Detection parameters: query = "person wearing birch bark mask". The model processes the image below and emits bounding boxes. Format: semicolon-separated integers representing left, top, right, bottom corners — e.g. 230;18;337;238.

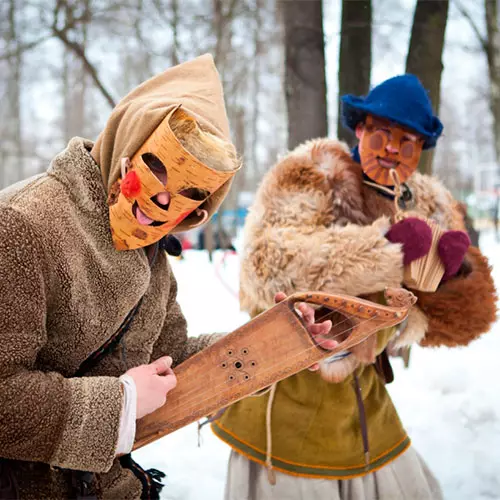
212;74;497;500
0;54;242;499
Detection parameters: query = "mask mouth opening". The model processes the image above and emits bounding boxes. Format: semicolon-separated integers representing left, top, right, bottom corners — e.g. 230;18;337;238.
376;156;400;169
150;195;171;211
132;201;169;227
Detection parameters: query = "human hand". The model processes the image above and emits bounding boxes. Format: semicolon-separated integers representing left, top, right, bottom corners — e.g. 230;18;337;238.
274;292;337;372
385;217;432;265
438;230;471;281
125;355;177;419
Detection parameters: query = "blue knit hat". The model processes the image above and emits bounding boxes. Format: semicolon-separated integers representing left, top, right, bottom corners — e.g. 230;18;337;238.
340;74;443;150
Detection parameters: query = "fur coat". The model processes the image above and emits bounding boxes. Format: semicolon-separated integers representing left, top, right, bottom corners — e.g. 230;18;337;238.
0;138;217;499
240;139;497;350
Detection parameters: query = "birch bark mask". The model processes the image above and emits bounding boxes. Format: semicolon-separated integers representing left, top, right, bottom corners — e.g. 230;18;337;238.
359;115;424;186
109;107;239;251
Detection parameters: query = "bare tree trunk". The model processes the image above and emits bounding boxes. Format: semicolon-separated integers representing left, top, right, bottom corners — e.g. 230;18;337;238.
337;0;371;146
456;0;500;179
171;0;180;65
75;0;89;138
227;106;246;237
212;0;237;70
7;0;23;182
208;0;238;259
485;0;500;168
250;0;263;181
133;0;152;82
61;0;90;143
486;0;500;240
62;47;71;143
405;0;449;175
280;0;327;149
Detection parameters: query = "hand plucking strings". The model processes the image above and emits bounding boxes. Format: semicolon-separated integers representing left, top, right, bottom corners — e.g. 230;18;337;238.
149;298;403;426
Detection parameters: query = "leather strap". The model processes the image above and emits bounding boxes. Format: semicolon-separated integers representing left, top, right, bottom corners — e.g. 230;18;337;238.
374;349;394;384
71;470;97;500
352;373;370;467
0;459;18;500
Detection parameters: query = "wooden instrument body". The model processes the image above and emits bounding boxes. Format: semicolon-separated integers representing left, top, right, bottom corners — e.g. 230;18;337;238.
134;290;413;450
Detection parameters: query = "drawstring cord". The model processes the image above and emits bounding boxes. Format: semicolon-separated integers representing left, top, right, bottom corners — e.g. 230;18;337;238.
265;383;278;485
197;382;279;485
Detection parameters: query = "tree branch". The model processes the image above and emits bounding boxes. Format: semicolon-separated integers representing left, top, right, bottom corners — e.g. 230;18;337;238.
52;26;116;108
0;3;90;62
49;1;116;108
454;0;489;54
0;35;51;60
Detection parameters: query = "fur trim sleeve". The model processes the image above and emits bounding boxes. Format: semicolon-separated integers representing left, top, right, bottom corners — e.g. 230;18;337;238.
0;206;123;473
415;247;497;347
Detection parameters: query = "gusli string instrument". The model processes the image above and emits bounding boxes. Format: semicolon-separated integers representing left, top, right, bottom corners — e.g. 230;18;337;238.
134;287;416;449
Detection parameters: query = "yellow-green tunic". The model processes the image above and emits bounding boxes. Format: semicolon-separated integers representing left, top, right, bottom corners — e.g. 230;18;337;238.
212;332;410;479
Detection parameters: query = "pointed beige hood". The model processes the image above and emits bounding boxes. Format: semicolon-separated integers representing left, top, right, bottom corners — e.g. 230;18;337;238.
91;54;235;231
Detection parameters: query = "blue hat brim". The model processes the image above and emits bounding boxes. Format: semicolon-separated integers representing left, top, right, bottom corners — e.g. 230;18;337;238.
340;95;442;150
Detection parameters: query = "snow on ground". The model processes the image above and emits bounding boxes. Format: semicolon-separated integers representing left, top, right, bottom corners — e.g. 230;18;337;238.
134;231;500;500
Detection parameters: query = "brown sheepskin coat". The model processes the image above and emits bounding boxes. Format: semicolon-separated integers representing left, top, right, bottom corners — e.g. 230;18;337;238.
0;139;217;499
240;138;497;360
0;54;235;499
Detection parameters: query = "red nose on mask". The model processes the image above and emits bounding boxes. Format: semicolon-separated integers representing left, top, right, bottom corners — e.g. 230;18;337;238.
120;171;142;198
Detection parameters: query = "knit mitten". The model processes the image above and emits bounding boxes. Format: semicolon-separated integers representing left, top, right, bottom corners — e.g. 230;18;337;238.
438;230;471;281
385;217;432;265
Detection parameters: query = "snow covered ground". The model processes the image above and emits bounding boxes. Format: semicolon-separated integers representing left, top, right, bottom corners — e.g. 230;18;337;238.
134;231;500;500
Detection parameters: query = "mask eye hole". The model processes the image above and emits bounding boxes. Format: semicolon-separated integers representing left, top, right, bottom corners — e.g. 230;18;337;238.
369;131;386;151
400;142;414;159
142;153;167;185
177;188;210;201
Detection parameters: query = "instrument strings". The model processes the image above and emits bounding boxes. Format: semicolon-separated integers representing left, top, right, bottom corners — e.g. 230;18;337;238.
158;302;392;418
152;304;400;425
160;314;393;425
161;303;354;389
160;304;388;415
168;304;353;384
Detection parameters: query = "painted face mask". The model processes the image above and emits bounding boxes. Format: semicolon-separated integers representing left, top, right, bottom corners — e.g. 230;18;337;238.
109;107;238;251
359;115;425;186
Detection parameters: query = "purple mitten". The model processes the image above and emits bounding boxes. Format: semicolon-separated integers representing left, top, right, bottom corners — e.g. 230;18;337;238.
438;230;471;281
385;217;433;265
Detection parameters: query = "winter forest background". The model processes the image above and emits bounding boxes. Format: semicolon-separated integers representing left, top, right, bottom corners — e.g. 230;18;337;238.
1;0;500;239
